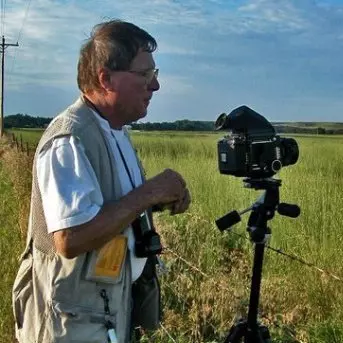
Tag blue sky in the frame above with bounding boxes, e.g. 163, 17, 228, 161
3, 0, 343, 122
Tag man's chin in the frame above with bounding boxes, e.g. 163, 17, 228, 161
127, 110, 147, 125
138, 109, 148, 119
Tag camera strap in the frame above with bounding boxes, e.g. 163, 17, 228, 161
83, 95, 136, 189
83, 97, 161, 254
111, 133, 136, 189
111, 132, 163, 257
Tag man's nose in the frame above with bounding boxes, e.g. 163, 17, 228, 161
148, 76, 160, 92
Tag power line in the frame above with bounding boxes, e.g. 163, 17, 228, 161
3, 0, 5, 36
0, 36, 19, 137
6, 0, 33, 96
17, 0, 32, 44
0, 0, 5, 37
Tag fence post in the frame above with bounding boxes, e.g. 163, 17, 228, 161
20, 134, 23, 152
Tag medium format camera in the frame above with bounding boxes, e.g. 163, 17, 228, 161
216, 106, 299, 178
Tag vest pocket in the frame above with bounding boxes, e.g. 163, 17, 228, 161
12, 255, 34, 331
84, 238, 127, 285
51, 301, 117, 343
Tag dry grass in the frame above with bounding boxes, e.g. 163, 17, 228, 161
2, 131, 343, 343
1, 137, 32, 238
0, 136, 30, 343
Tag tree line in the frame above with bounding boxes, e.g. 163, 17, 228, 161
131, 120, 215, 131
4, 114, 52, 128
4, 114, 343, 134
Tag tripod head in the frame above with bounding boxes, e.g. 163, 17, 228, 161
216, 177, 300, 243
215, 177, 300, 343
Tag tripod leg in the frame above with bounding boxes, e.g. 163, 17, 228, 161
243, 324, 271, 343
224, 321, 247, 343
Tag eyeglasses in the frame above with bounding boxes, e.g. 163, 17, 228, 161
127, 68, 159, 84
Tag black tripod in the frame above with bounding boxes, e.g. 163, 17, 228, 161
215, 178, 300, 343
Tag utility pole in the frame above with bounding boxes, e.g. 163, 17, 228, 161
0, 36, 19, 137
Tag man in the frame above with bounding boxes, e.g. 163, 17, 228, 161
12, 20, 191, 343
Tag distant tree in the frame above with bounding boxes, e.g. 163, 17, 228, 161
4, 114, 53, 128
131, 120, 215, 131
3, 114, 342, 134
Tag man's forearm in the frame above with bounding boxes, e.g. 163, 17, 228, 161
53, 183, 155, 258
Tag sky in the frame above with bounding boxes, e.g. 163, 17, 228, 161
2, 0, 343, 123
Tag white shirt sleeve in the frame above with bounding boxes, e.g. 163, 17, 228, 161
37, 136, 104, 233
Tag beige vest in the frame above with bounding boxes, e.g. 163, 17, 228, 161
12, 97, 160, 343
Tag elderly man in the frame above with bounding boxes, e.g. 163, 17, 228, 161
12, 20, 191, 343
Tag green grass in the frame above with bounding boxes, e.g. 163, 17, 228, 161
1, 130, 343, 342
131, 132, 343, 342
0, 159, 24, 343
275, 122, 343, 130
7, 128, 45, 149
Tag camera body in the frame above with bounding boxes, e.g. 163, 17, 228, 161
216, 106, 299, 178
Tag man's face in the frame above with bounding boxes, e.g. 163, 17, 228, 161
111, 50, 160, 124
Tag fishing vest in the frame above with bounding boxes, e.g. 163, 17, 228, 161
12, 97, 161, 343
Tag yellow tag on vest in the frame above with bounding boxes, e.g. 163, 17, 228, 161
94, 235, 127, 278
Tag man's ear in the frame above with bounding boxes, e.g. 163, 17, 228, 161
98, 68, 116, 92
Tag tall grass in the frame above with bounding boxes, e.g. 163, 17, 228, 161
1, 131, 343, 342
7, 128, 45, 150
0, 138, 31, 343
132, 132, 343, 342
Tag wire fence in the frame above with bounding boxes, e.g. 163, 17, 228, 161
9, 132, 32, 156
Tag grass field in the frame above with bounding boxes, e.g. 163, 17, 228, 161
1, 130, 343, 342
7, 128, 45, 150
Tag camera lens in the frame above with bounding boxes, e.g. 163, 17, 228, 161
280, 138, 299, 166
271, 160, 282, 172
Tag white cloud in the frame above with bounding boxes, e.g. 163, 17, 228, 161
4, 0, 204, 90
2, 0, 343, 121
209, 0, 311, 34
4, 0, 96, 89
158, 75, 195, 95
5, 0, 93, 42
97, 0, 209, 27
157, 42, 197, 56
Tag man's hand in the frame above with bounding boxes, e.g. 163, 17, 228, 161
53, 168, 191, 258
146, 169, 191, 214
